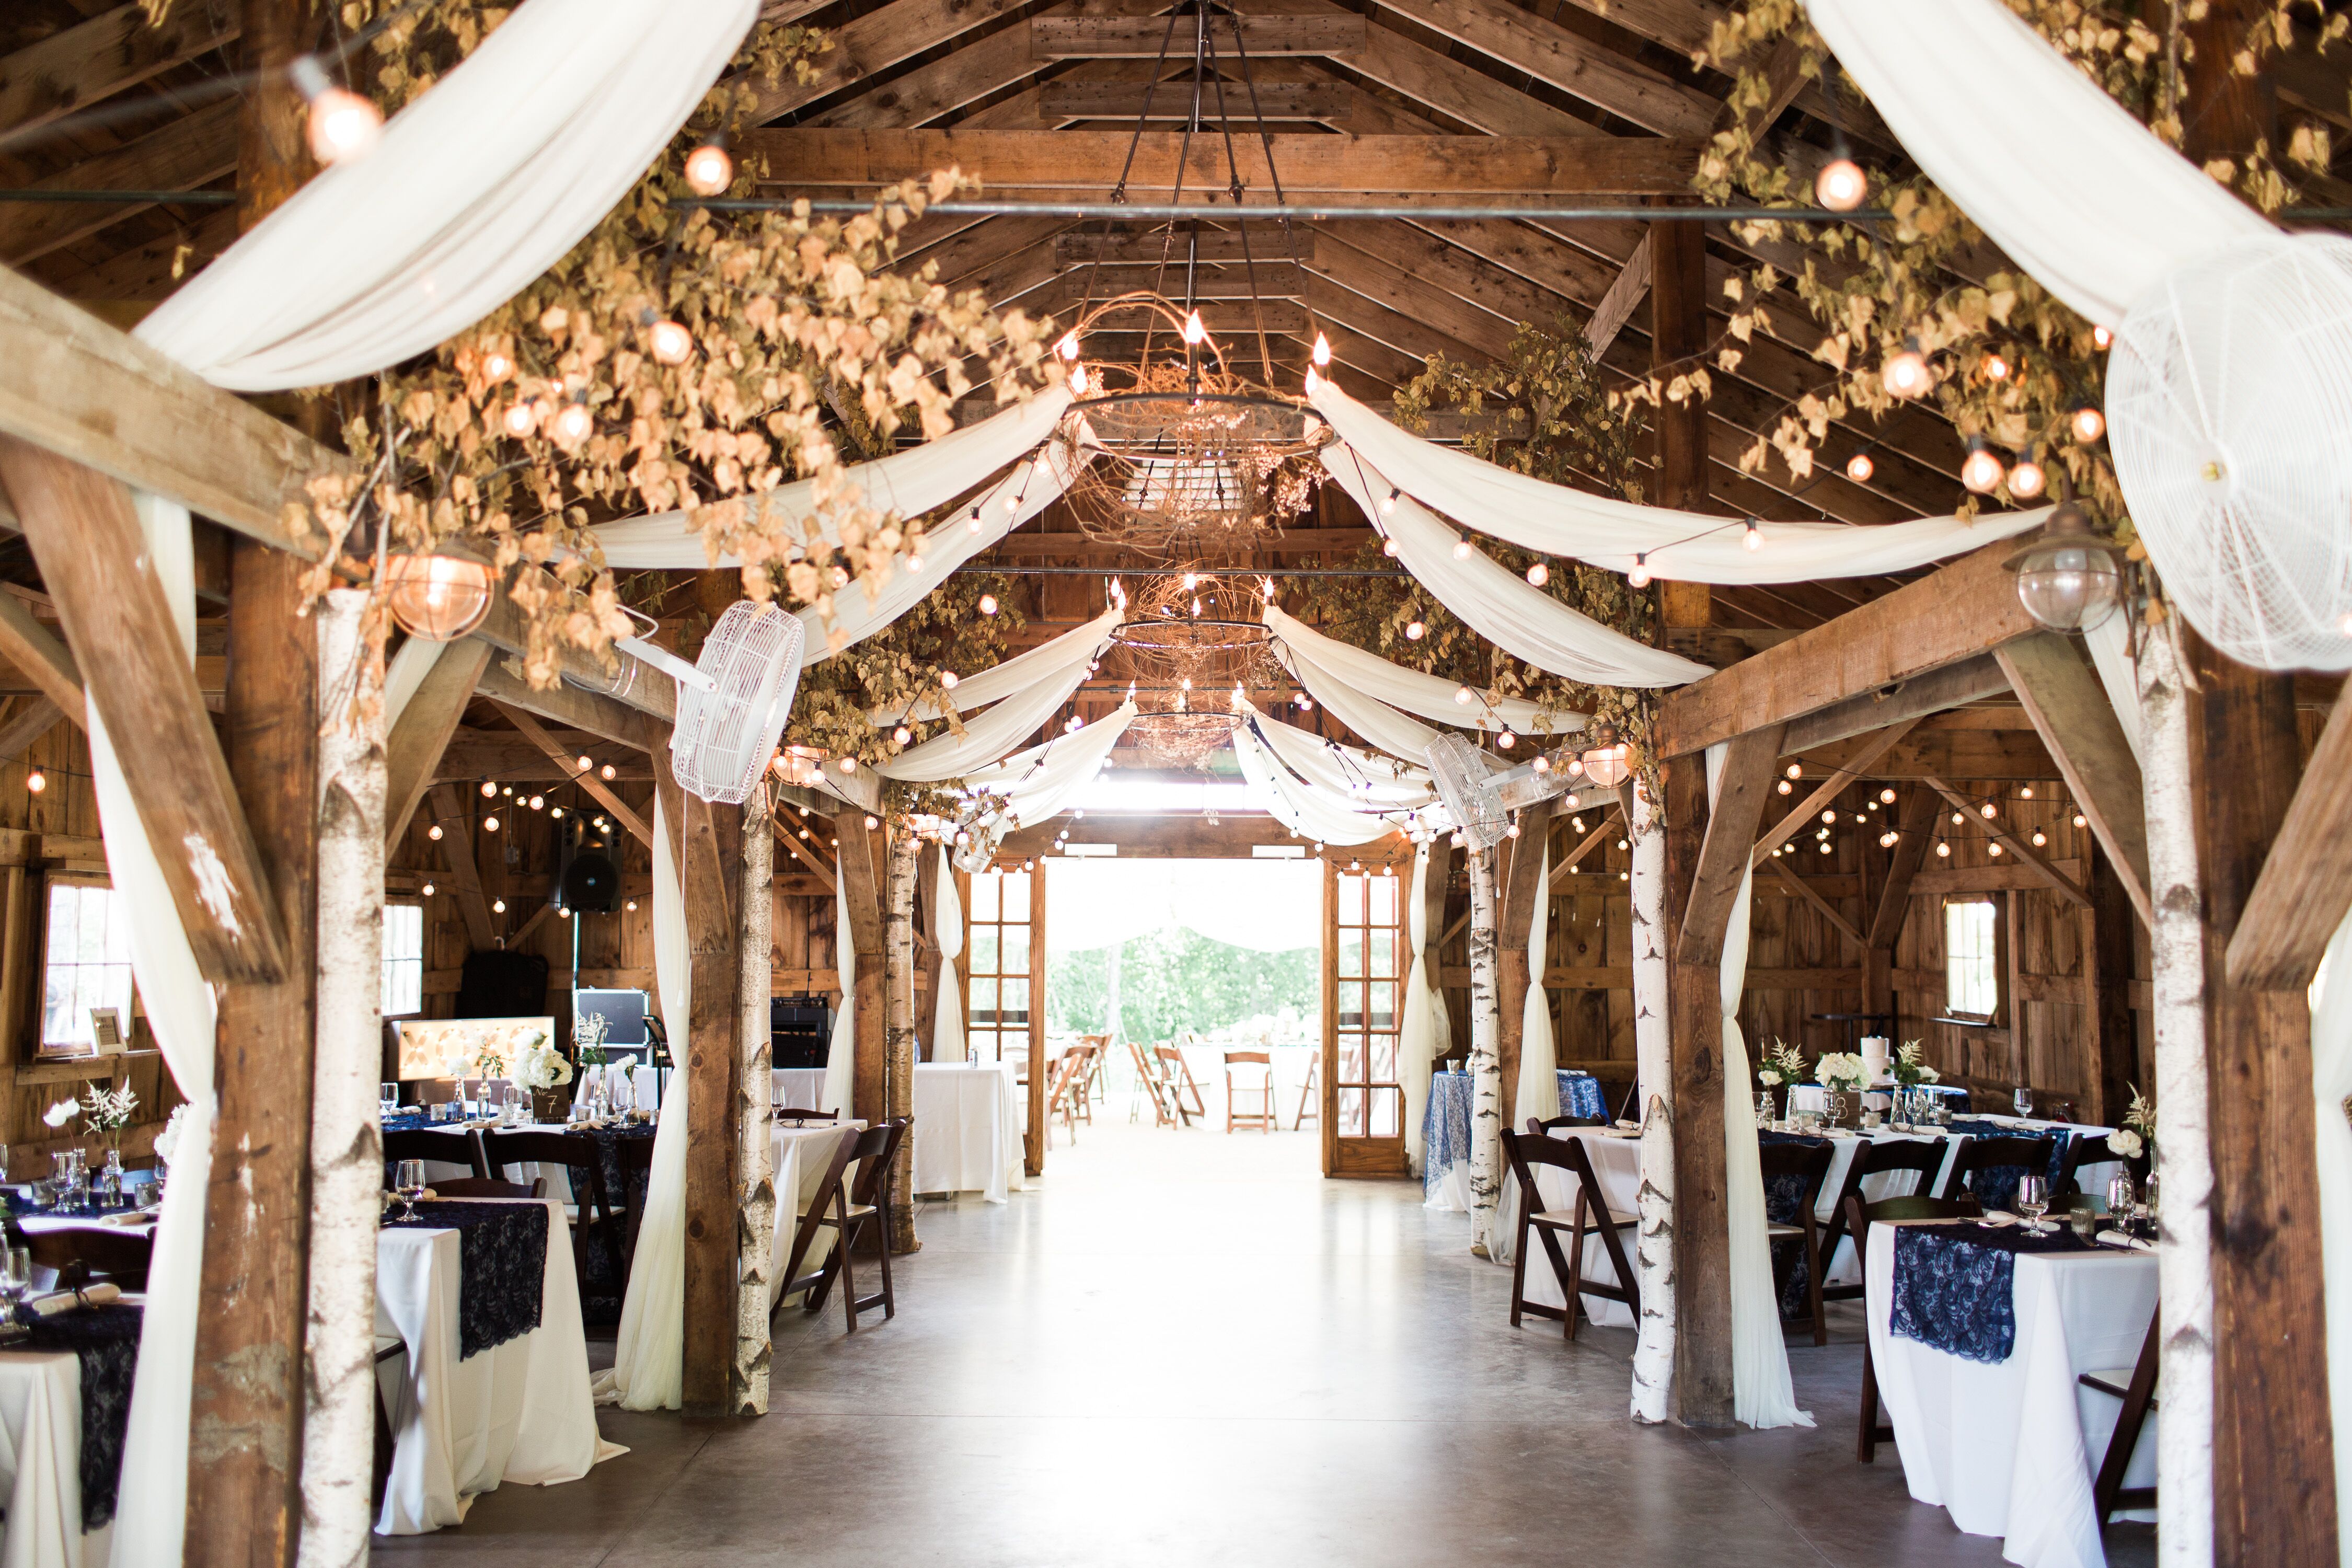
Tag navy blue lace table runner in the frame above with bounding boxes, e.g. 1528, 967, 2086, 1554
1943, 1120, 2072, 1212
1554, 1071, 1605, 1121
385, 1200, 548, 1359
560, 1126, 656, 1321
1888, 1221, 2093, 1363
9, 1302, 141, 1531
1423, 1073, 1472, 1199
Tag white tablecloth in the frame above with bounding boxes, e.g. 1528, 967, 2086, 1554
1866, 1221, 2156, 1567
571, 1062, 661, 1113
767, 1121, 862, 1306
374, 1197, 622, 1535
770, 1064, 1023, 1203
0, 1351, 104, 1568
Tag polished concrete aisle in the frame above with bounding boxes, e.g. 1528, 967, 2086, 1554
373, 1120, 2152, 1567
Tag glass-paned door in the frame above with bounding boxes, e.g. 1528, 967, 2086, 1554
1323, 860, 1406, 1176
964, 863, 1046, 1174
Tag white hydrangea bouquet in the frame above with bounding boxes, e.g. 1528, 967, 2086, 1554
1757, 1039, 1806, 1088
1892, 1041, 1941, 1087
1814, 1052, 1870, 1093
2108, 1086, 2155, 1160
513, 1036, 574, 1092
153, 1103, 191, 1167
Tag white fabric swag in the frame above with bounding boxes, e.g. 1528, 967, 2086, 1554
875, 607, 1123, 781
138, 0, 760, 390
930, 850, 966, 1063
1232, 709, 1414, 846
881, 604, 1121, 725
97, 497, 216, 1568
1263, 604, 1561, 736
1306, 381, 2050, 583
1513, 850, 1562, 1131
1274, 642, 1453, 769
963, 700, 1136, 831
1399, 845, 1438, 1175
1707, 744, 1810, 1431
1322, 451, 1710, 688
1251, 711, 1439, 813
1802, 0, 2273, 330
822, 870, 857, 1116
594, 790, 692, 1411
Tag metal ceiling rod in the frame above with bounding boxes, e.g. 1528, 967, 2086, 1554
706, 199, 1901, 222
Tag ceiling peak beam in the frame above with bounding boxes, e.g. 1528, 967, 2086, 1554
1036, 79, 1348, 120
1368, 0, 1721, 136
1030, 15, 1369, 59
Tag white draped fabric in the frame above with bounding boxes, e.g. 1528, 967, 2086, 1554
1802, 0, 2273, 330
2309, 912, 2352, 1551
384, 636, 445, 730
822, 872, 857, 1115
1322, 450, 1709, 688
1513, 850, 1561, 1130
592, 791, 691, 1411
101, 497, 216, 1568
1272, 642, 1452, 766
1307, 381, 2050, 582
1233, 711, 1412, 845
964, 702, 1135, 830
2085, 615, 2144, 765
1708, 744, 1810, 1430
875, 608, 1122, 781
595, 391, 1073, 567
882, 605, 1122, 724
1263, 605, 1560, 735
1251, 710, 1438, 811
136, 0, 759, 390
1400, 845, 1437, 1175
930, 852, 966, 1062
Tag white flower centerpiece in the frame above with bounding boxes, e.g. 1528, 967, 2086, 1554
1814, 1051, 1869, 1129
1755, 1039, 1807, 1122
512, 1031, 573, 1122
80, 1083, 137, 1198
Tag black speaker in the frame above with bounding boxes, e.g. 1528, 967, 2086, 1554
554, 815, 620, 914
455, 950, 548, 1018
771, 996, 832, 1070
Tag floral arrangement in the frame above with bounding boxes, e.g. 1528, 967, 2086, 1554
2108, 1086, 2155, 1160
41, 1099, 75, 1130
154, 1104, 191, 1167
80, 1083, 138, 1153
574, 1010, 611, 1068
513, 1039, 575, 1093
1756, 1039, 1807, 1088
1814, 1052, 1870, 1094
1892, 1041, 1941, 1088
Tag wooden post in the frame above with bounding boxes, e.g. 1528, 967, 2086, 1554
1464, 845, 1503, 1253
883, 825, 922, 1252
1865, 787, 1937, 1019
2186, 630, 2339, 1560
1651, 209, 1711, 641
297, 590, 385, 1568
836, 814, 887, 1126
1662, 750, 1731, 1426
2084, 839, 2138, 1130
731, 786, 775, 1415
1027, 857, 1047, 1178
189, 537, 319, 1564
679, 794, 740, 1417
1628, 774, 1677, 1423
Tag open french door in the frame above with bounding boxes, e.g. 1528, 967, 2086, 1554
1322, 858, 1408, 1177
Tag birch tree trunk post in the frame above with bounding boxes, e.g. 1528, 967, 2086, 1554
297, 587, 385, 1568
730, 784, 775, 1416
1466, 844, 1504, 1255
2139, 614, 2215, 1566
1627, 774, 1678, 1424
883, 825, 923, 1254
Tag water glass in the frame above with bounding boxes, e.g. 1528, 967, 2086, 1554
2016, 1172, 2050, 1231
393, 1159, 428, 1221
97, 1150, 122, 1204
1754, 1091, 1775, 1125
2105, 1170, 2137, 1218
53, 1149, 84, 1207
2013, 1084, 2035, 1119
381, 1082, 400, 1119
0, 1247, 29, 1315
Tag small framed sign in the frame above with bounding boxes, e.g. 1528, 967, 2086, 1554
88, 1007, 124, 1055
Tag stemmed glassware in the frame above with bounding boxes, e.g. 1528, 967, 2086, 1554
1754, 1090, 1775, 1129
393, 1159, 428, 1221
381, 1083, 400, 1120
2016, 1173, 2051, 1232
0, 1247, 30, 1327
2013, 1083, 2035, 1120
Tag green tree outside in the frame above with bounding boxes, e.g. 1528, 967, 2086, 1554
1049, 928, 1319, 1045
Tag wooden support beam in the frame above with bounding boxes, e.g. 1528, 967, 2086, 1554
1864, 785, 1939, 1017
1495, 796, 1560, 1117
835, 812, 887, 1127
1673, 724, 1785, 966
0, 695, 60, 758
1779, 654, 2012, 756
2227, 679, 2352, 989
487, 700, 654, 848
1368, 0, 1718, 135
1546, 803, 1621, 889
0, 2, 239, 142
1919, 774, 2089, 908
1654, 541, 2041, 758
2084, 838, 2138, 1128
0, 592, 85, 723
739, 0, 1031, 124
0, 97, 239, 264
0, 437, 288, 983
1996, 633, 2150, 927
1749, 717, 1922, 869
750, 129, 1707, 195
384, 640, 489, 848
424, 783, 494, 951
774, 814, 838, 893
1036, 79, 1347, 120
1769, 856, 1863, 948
1031, 14, 1367, 56
1662, 748, 1731, 1425
1056, 229, 1321, 268
1584, 232, 1650, 356
471, 602, 676, 729
679, 788, 740, 1416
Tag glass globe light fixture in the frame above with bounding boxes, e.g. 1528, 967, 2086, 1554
1577, 723, 1632, 789
2004, 500, 2125, 633
384, 554, 497, 641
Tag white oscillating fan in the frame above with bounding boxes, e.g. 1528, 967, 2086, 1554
669, 600, 807, 804
1425, 733, 1573, 851
2107, 232, 2352, 671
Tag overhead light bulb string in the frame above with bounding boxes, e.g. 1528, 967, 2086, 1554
1224, 0, 1318, 377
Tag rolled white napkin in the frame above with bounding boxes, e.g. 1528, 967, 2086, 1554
22, 1283, 122, 1316
2096, 1231, 2156, 1252
1979, 1211, 2022, 1227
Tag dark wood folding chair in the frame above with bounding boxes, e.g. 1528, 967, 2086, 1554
1499, 1126, 1639, 1340
1818, 1138, 1950, 1310
1527, 1113, 1607, 1135
774, 1106, 838, 1123
773, 1129, 863, 1322
480, 1129, 623, 1303
806, 1119, 910, 1332
1156, 1045, 1208, 1126
382, 1126, 490, 1180
2078, 1308, 2160, 1525
429, 1175, 545, 1200
1940, 1133, 2061, 1209
25, 1226, 152, 1292
1849, 1193, 1980, 1462
2057, 1131, 2150, 1201
1760, 1138, 1838, 1346
1224, 1050, 1277, 1133
372, 1334, 407, 1509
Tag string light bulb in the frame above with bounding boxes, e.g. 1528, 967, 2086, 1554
1880, 787, 1897, 804
553, 398, 593, 445
1381, 488, 1399, 516
1311, 332, 1332, 367
1382, 537, 1400, 557
1980, 800, 1998, 818
291, 56, 382, 165
1497, 731, 1516, 750
423, 882, 436, 897
480, 348, 513, 383
979, 593, 998, 616
1526, 561, 1549, 587
24, 767, 42, 794
1882, 339, 1931, 399
2071, 403, 2106, 444
968, 506, 983, 534
2072, 812, 2088, 828
428, 824, 444, 841
501, 400, 538, 438
2032, 830, 2048, 847
600, 763, 617, 781
2008, 449, 2047, 499
481, 781, 499, 798
1182, 309, 1207, 345
1069, 362, 1090, 395
528, 794, 544, 811
1451, 536, 1472, 560
1962, 439, 2004, 494
1880, 831, 1899, 848
492, 898, 506, 914
1743, 518, 1763, 552
684, 141, 734, 195
1056, 330, 1081, 362
1815, 154, 1869, 212
1777, 779, 1794, 795
1454, 685, 1474, 705
1989, 841, 2004, 857
648, 318, 694, 365
483, 815, 500, 832
1846, 451, 1875, 483
893, 725, 912, 747
838, 757, 857, 774
939, 671, 959, 689
1980, 349, 2012, 381
1628, 553, 1652, 588
2092, 325, 2113, 350
1935, 840, 1952, 858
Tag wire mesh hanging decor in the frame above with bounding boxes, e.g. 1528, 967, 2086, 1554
1109, 570, 1278, 768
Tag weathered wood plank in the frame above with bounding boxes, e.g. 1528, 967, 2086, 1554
384, 640, 489, 848
1370, 0, 1717, 135
1031, 14, 1366, 57
0, 2, 239, 141
488, 700, 654, 848
0, 592, 85, 723
1919, 774, 2089, 908
0, 97, 238, 263
1673, 723, 1785, 966
680, 787, 740, 1416
1996, 633, 2150, 927
1037, 79, 1346, 120
471, 596, 676, 729
2226, 678, 2352, 989
1749, 717, 1920, 868
1662, 749, 1731, 1425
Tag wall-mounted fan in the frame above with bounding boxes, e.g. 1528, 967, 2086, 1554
1424, 733, 1569, 851
670, 599, 807, 804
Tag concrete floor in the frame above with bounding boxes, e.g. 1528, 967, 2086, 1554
373, 1116, 2157, 1567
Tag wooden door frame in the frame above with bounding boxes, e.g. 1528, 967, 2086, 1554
1324, 857, 1409, 1178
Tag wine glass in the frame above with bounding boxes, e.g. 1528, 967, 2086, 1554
2016, 1172, 2050, 1232
0, 1247, 30, 1322
381, 1083, 400, 1119
2013, 1083, 2035, 1120
393, 1159, 428, 1221
1754, 1090, 1775, 1126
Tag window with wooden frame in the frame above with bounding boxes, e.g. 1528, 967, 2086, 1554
1330, 863, 1404, 1144
964, 867, 1033, 1064
1943, 895, 2003, 1022
38, 874, 135, 1055
382, 900, 425, 1018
